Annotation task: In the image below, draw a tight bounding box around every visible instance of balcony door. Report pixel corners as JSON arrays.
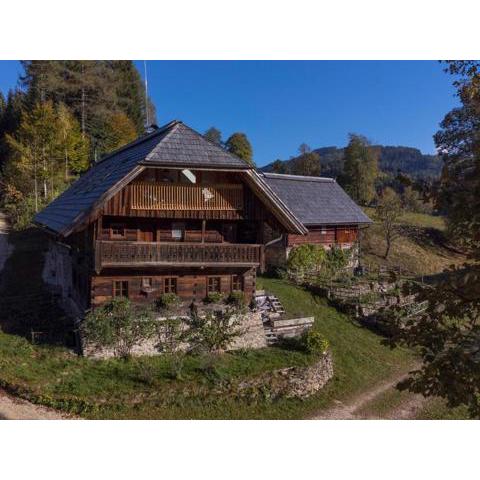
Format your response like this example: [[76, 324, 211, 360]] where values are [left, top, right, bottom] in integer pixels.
[[221, 223, 237, 243]]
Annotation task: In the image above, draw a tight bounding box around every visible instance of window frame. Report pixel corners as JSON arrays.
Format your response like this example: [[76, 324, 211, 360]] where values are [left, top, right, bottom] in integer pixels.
[[231, 274, 243, 292], [164, 277, 177, 294], [113, 280, 129, 298], [207, 276, 221, 294], [171, 222, 185, 241]]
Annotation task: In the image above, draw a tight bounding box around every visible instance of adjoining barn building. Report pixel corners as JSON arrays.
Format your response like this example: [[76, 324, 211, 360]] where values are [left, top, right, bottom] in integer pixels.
[[259, 172, 372, 268]]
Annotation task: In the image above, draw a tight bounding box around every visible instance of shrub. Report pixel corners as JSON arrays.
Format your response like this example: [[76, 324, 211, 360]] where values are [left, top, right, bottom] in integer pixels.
[[227, 291, 246, 309], [82, 297, 157, 359], [184, 304, 242, 353], [156, 293, 181, 310], [204, 292, 224, 304], [301, 330, 330, 355], [287, 244, 326, 280], [156, 317, 183, 354]]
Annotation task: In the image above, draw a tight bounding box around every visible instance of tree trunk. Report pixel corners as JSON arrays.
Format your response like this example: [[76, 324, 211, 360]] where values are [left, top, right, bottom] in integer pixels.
[[384, 237, 391, 259]]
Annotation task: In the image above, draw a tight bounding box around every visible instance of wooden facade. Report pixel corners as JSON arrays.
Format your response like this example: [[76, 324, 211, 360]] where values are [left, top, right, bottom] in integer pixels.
[[36, 121, 370, 321], [66, 168, 274, 309], [287, 225, 358, 247]]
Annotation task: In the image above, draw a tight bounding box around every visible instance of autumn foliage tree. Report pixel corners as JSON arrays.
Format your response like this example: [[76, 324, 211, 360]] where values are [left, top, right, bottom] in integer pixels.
[[2, 101, 89, 227], [225, 132, 254, 166], [340, 134, 379, 205], [291, 143, 321, 176], [0, 61, 156, 229], [375, 187, 403, 258]]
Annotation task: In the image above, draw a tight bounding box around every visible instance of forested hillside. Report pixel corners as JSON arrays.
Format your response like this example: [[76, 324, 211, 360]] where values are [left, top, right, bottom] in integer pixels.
[[264, 144, 442, 180], [0, 61, 156, 229]]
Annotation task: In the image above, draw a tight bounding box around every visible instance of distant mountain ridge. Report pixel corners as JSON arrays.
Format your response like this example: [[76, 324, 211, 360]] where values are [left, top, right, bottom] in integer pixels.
[[262, 145, 443, 179]]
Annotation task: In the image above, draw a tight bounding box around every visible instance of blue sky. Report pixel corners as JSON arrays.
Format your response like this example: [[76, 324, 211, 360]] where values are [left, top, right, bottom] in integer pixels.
[[1, 60, 459, 166]]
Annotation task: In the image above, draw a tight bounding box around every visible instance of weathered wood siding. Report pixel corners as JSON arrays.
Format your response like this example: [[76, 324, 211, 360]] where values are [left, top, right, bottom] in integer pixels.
[[287, 225, 358, 247], [102, 174, 271, 222], [91, 267, 256, 307]]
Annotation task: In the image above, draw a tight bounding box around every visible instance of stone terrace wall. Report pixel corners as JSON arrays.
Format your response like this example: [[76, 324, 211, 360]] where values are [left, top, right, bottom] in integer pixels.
[[82, 311, 267, 358], [235, 351, 334, 399]]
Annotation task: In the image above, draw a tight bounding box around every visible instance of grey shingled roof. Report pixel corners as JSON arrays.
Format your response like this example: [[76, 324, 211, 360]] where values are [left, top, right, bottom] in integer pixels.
[[34, 120, 250, 235], [261, 173, 372, 226]]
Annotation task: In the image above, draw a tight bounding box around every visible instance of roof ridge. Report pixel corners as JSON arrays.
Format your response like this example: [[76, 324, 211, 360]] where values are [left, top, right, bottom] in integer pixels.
[[262, 172, 335, 183], [143, 121, 182, 162], [179, 123, 253, 168], [95, 119, 180, 165]]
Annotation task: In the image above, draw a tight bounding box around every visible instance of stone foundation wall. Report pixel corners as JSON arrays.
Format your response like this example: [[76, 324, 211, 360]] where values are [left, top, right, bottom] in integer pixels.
[[235, 351, 334, 399], [82, 310, 267, 358]]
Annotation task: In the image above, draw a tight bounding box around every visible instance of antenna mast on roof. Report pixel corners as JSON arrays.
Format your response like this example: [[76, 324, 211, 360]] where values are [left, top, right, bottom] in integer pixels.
[[144, 60, 150, 128]]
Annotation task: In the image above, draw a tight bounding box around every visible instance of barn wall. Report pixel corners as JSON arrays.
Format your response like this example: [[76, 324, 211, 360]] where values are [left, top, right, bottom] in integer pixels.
[[287, 225, 358, 247]]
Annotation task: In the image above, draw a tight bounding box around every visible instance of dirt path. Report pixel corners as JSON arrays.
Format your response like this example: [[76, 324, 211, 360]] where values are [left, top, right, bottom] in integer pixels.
[[312, 368, 427, 420], [0, 389, 74, 420]]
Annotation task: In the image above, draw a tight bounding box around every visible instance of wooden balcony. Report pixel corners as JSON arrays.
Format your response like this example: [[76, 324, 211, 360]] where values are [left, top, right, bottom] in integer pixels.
[[95, 240, 263, 271], [129, 182, 244, 211]]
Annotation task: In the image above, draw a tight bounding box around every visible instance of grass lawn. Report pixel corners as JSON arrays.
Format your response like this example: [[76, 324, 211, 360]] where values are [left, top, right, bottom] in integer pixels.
[[361, 209, 464, 276], [0, 268, 416, 419]]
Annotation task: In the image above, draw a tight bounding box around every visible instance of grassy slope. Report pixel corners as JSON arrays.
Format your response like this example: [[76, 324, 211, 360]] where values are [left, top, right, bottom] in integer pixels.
[[0, 270, 415, 419], [361, 209, 465, 276]]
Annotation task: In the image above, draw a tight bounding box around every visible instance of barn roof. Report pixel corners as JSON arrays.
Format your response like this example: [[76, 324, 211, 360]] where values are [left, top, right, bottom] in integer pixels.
[[34, 120, 252, 236], [261, 173, 372, 226]]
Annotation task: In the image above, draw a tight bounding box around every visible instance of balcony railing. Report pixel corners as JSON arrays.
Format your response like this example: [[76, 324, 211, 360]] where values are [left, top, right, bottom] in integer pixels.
[[129, 182, 244, 211], [95, 241, 263, 271]]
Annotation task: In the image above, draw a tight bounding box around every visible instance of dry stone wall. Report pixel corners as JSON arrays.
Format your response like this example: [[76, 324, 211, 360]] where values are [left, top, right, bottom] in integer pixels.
[[82, 310, 267, 358], [235, 351, 334, 400]]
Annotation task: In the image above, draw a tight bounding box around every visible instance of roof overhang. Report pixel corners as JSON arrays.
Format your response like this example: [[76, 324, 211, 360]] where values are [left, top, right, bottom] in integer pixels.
[[242, 170, 307, 235], [46, 165, 147, 237]]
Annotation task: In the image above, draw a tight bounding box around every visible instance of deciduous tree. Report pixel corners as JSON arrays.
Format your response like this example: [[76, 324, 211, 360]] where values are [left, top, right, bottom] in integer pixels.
[[291, 144, 321, 176], [341, 134, 379, 205], [225, 132, 254, 166], [375, 187, 403, 258], [204, 127, 222, 145], [386, 61, 480, 417]]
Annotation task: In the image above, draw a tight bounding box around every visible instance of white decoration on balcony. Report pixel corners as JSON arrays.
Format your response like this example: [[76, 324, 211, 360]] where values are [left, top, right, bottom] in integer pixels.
[[202, 188, 214, 202]]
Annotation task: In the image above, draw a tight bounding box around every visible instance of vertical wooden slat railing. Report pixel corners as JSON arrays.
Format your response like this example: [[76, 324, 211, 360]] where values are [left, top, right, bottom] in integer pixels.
[[96, 241, 261, 267], [129, 183, 243, 210]]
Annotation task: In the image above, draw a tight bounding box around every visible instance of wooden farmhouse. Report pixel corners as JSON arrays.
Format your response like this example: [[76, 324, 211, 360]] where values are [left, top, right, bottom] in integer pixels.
[[34, 120, 371, 318]]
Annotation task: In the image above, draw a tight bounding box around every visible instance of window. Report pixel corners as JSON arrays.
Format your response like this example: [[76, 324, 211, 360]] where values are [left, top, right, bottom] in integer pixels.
[[208, 277, 221, 293], [231, 275, 243, 292], [164, 277, 177, 294], [113, 280, 129, 298], [110, 223, 125, 239], [142, 277, 153, 289], [171, 222, 185, 241], [320, 226, 327, 235]]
